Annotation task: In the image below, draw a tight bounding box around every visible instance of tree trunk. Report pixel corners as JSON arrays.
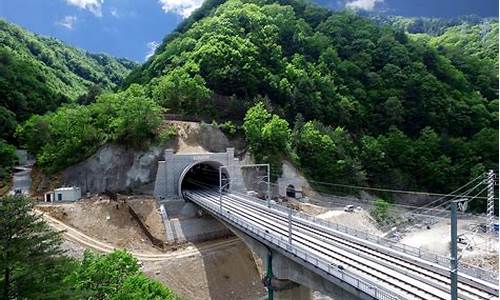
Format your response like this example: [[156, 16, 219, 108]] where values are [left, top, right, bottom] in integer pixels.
[[3, 267, 10, 300]]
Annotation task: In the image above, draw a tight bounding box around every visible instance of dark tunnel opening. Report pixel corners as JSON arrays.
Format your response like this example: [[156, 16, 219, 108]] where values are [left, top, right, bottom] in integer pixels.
[[180, 162, 229, 198]]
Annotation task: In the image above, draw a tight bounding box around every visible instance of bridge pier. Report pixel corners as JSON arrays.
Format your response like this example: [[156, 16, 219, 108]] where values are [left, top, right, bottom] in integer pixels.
[[264, 248, 312, 300], [272, 279, 311, 300], [226, 224, 369, 300]]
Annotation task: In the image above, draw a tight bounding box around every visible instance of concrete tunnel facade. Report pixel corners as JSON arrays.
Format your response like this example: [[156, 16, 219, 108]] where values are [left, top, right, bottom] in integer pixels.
[[153, 148, 244, 201]]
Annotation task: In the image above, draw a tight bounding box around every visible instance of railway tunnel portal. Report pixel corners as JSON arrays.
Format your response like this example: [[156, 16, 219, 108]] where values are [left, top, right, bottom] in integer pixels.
[[153, 148, 243, 201]]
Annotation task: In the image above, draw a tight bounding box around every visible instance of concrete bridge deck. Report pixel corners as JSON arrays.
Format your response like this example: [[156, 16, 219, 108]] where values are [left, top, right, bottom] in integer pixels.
[[184, 187, 499, 300]]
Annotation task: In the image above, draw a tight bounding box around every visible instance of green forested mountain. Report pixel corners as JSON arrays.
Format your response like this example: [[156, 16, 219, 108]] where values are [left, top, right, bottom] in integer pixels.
[[412, 20, 499, 104], [423, 20, 498, 66], [370, 15, 498, 68], [369, 14, 496, 35], [0, 19, 138, 143], [0, 19, 138, 186], [370, 15, 499, 105], [121, 0, 498, 193], [14, 0, 499, 201]]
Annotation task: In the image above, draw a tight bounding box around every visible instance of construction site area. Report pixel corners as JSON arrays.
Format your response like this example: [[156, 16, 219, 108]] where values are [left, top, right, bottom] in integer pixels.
[[34, 169, 498, 299], [11, 122, 498, 299]]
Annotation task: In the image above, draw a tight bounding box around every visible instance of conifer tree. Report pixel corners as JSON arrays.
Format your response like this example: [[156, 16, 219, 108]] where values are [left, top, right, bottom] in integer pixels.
[[0, 195, 75, 299]]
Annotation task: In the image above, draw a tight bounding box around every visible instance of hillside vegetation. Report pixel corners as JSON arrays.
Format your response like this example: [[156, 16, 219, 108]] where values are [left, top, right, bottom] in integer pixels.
[[0, 19, 138, 184], [16, 0, 499, 201], [0, 19, 137, 143], [122, 0, 498, 192], [423, 20, 499, 66], [16, 84, 164, 174], [371, 15, 499, 88]]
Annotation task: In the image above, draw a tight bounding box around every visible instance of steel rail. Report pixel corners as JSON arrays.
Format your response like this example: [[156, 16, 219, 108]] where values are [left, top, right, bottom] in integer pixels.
[[213, 190, 496, 300], [182, 181, 498, 300], [184, 189, 402, 300], [228, 188, 498, 284], [189, 189, 449, 300]]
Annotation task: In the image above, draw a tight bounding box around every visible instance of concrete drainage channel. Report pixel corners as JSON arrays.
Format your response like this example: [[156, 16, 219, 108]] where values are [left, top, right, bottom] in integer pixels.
[[160, 204, 177, 244]]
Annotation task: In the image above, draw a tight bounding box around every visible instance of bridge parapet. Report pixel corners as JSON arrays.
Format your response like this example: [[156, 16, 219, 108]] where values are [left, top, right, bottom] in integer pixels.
[[188, 191, 401, 300], [227, 189, 499, 285]]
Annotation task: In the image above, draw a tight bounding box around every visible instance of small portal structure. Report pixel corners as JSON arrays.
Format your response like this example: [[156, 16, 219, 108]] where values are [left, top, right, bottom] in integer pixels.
[[277, 161, 307, 199], [286, 184, 296, 198]]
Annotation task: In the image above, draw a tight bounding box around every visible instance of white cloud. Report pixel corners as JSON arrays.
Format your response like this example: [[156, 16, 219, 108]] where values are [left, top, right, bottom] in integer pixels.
[[145, 41, 160, 61], [110, 7, 119, 17], [56, 15, 77, 29], [64, 0, 104, 17], [158, 0, 204, 18], [345, 0, 383, 11]]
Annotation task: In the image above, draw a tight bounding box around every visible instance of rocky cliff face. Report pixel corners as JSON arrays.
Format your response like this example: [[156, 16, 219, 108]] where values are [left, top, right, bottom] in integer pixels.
[[60, 144, 163, 194], [57, 121, 243, 195]]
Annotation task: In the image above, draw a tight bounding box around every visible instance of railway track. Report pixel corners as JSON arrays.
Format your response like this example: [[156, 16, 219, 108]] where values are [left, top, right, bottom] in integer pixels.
[[184, 186, 499, 300], [223, 191, 498, 300]]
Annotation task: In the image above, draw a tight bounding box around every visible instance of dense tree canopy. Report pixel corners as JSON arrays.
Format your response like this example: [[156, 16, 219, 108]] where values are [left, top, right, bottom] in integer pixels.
[[0, 19, 136, 98], [16, 84, 164, 174], [0, 195, 75, 299], [243, 102, 291, 177], [0, 19, 137, 144], [0, 141, 16, 184], [68, 250, 179, 300], [7, 0, 498, 196], [124, 0, 497, 193], [0, 19, 137, 184]]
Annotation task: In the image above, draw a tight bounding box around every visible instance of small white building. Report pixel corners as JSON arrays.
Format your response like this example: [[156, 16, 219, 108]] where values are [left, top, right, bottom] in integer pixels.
[[44, 187, 81, 202]]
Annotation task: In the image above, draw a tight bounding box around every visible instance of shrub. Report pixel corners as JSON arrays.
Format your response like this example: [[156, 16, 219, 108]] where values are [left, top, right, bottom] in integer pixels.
[[370, 198, 391, 223], [213, 120, 239, 136]]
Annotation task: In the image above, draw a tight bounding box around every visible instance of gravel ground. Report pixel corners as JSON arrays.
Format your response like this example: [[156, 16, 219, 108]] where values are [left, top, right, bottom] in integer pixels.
[[400, 218, 499, 271], [292, 201, 383, 236], [142, 240, 266, 300], [37, 197, 165, 254]]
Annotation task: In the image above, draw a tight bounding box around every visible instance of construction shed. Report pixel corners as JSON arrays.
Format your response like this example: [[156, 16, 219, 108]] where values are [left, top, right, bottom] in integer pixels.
[[44, 187, 81, 202]]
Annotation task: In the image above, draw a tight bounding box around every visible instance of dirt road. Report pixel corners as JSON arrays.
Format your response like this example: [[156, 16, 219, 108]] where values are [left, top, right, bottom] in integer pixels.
[[40, 209, 266, 299], [39, 209, 241, 261]]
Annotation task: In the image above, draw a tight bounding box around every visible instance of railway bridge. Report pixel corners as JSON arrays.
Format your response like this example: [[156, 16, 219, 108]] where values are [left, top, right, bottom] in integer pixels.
[[154, 149, 499, 300]]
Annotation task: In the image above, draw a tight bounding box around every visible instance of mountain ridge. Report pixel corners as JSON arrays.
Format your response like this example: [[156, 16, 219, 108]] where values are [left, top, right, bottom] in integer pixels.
[[120, 0, 498, 194], [0, 18, 138, 143], [4, 0, 498, 202]]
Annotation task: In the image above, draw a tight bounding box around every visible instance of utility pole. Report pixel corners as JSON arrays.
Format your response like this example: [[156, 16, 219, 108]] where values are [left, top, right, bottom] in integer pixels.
[[219, 168, 222, 211], [288, 209, 293, 244], [267, 165, 271, 208], [487, 170, 495, 233], [450, 200, 463, 300], [219, 166, 229, 212]]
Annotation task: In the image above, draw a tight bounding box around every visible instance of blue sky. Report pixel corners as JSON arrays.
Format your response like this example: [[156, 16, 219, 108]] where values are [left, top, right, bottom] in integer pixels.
[[0, 0, 498, 62]]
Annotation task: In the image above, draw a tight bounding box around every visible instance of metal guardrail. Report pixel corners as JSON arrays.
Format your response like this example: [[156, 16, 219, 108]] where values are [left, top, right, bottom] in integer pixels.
[[190, 193, 400, 300], [230, 191, 499, 284]]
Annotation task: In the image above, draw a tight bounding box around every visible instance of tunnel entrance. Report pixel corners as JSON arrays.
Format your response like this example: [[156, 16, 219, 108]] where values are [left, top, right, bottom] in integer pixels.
[[286, 184, 296, 198], [179, 161, 230, 200]]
